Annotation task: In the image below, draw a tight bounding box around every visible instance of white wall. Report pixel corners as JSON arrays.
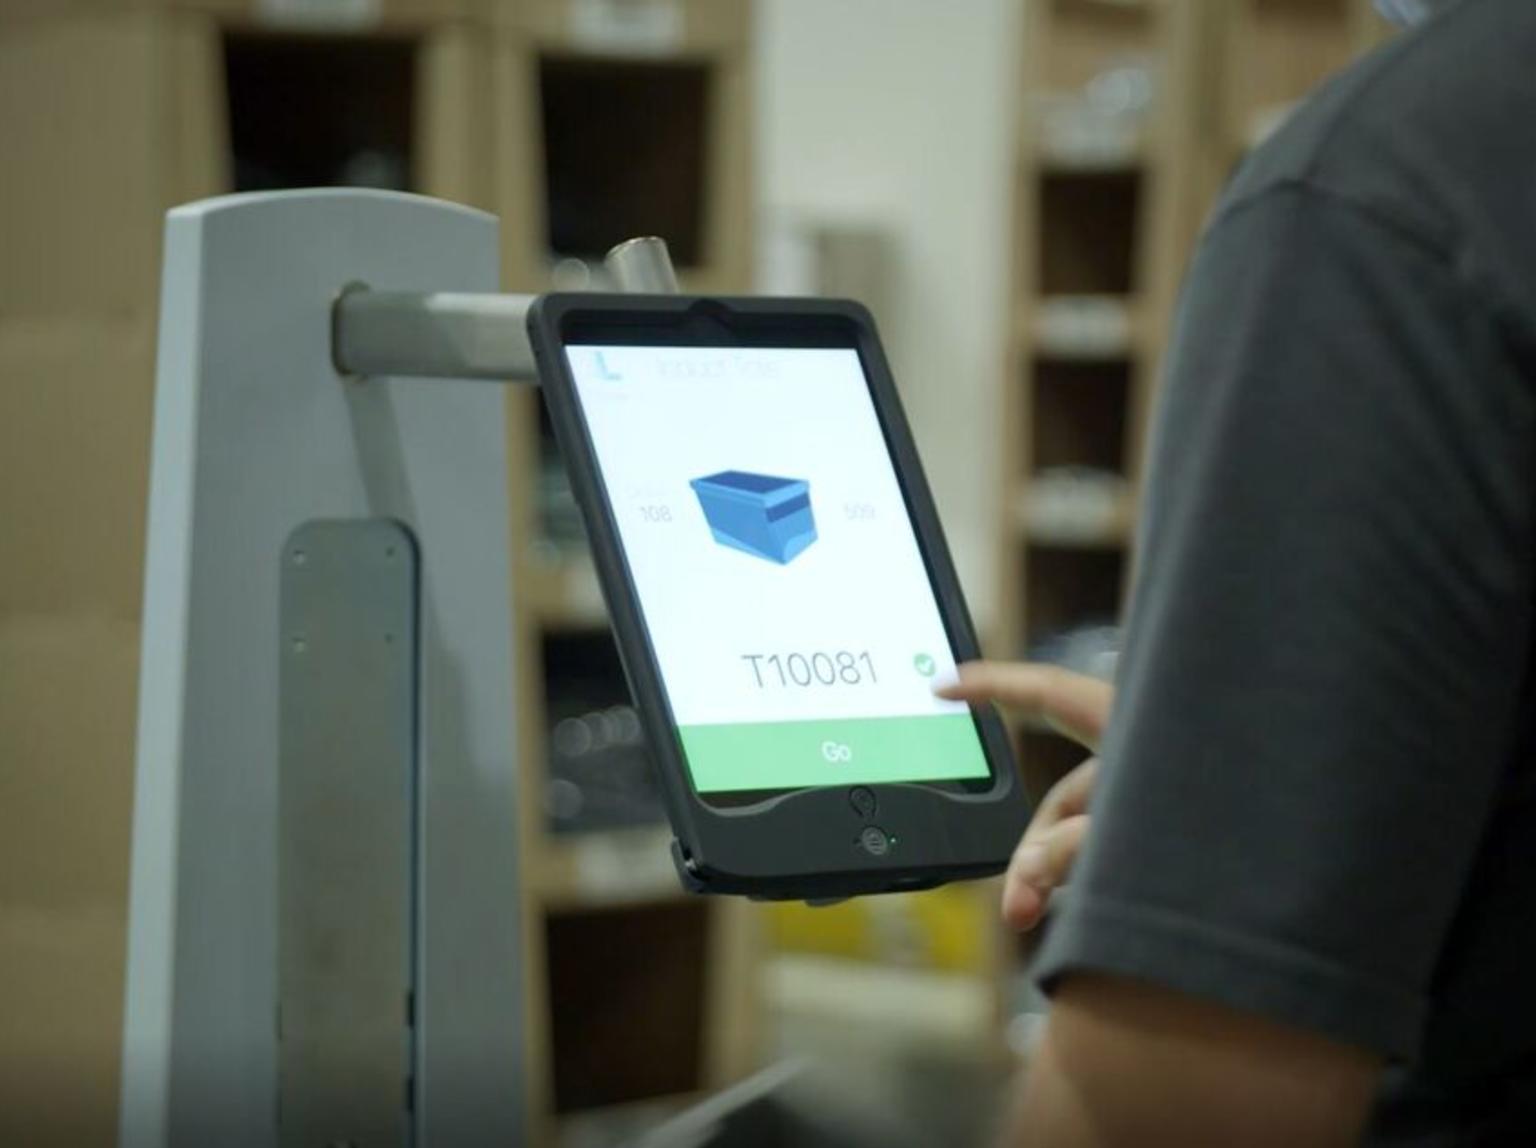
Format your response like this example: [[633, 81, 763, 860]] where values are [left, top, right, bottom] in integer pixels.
[[754, 0, 1020, 630]]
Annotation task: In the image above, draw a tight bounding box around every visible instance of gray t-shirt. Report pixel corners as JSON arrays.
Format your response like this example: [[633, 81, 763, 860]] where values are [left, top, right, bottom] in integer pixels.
[[1032, 1, 1536, 1141]]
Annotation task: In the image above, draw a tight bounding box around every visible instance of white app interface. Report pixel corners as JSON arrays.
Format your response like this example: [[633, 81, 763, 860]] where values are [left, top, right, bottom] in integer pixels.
[[566, 343, 989, 793]]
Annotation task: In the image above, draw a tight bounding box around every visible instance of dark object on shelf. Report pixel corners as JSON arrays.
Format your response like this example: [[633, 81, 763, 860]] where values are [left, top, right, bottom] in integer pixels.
[[225, 32, 417, 192], [539, 55, 710, 267], [543, 631, 666, 835]]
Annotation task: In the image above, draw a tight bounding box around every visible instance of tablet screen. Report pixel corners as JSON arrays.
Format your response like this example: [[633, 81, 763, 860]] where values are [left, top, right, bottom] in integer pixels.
[[565, 342, 991, 797]]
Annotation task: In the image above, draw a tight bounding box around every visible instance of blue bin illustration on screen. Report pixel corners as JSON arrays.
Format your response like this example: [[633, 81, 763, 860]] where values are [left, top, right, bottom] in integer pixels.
[[689, 470, 818, 565]]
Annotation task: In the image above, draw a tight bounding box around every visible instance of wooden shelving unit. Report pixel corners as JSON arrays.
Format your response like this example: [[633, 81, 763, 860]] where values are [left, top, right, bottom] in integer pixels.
[[996, 0, 1395, 1050], [1001, 0, 1204, 800], [493, 4, 761, 1146], [2, 3, 757, 1145], [0, 7, 489, 1144], [494, 0, 753, 295]]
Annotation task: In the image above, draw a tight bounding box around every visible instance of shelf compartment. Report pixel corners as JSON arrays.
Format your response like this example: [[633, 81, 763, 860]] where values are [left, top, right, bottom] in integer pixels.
[[224, 31, 418, 192], [1037, 170, 1142, 296], [1022, 545, 1126, 650], [547, 899, 710, 1113], [1030, 359, 1131, 473], [539, 54, 712, 268]]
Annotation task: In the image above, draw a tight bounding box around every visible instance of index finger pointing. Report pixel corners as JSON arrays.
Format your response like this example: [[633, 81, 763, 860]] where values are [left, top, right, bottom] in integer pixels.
[[936, 662, 1112, 751]]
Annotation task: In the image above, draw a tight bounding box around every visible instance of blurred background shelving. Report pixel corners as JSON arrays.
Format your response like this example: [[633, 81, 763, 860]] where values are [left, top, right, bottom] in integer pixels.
[[1, 3, 755, 1145], [1001, 0, 1201, 810]]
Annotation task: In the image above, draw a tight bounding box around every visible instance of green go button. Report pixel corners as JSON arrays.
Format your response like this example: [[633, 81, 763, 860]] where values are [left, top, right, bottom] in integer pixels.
[[678, 714, 988, 794]]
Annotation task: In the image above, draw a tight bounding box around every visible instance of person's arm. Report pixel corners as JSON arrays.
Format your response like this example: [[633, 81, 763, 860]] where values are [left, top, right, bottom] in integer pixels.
[[939, 665, 1385, 1144], [1009, 975, 1380, 1147], [983, 182, 1535, 1142]]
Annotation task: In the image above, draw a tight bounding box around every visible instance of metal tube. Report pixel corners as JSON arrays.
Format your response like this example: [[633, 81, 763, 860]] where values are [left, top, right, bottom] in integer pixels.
[[331, 237, 679, 382], [332, 288, 540, 381], [605, 237, 680, 294]]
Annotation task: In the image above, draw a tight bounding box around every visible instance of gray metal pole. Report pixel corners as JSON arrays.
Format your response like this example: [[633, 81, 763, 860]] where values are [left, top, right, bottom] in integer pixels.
[[331, 236, 679, 381], [332, 289, 540, 381]]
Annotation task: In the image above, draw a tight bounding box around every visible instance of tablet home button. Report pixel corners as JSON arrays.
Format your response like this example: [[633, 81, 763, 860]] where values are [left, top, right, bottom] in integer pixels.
[[849, 786, 877, 819], [859, 826, 891, 857]]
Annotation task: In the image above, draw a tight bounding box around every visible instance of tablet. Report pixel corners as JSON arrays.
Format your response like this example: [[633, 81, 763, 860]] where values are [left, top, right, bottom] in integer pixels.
[[527, 295, 1029, 900]]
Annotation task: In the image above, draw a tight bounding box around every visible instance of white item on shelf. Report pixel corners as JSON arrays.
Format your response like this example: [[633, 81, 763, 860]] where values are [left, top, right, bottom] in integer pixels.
[[257, 0, 379, 29], [1035, 56, 1157, 171], [1034, 296, 1135, 358], [569, 0, 685, 55], [1037, 93, 1144, 170], [571, 828, 682, 901], [1022, 468, 1131, 545]]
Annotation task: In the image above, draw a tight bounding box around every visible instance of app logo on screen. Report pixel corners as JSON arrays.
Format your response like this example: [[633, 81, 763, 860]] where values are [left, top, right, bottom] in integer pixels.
[[689, 470, 818, 565]]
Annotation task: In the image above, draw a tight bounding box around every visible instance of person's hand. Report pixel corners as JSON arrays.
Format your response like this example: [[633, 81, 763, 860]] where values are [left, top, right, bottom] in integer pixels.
[[937, 663, 1113, 931]]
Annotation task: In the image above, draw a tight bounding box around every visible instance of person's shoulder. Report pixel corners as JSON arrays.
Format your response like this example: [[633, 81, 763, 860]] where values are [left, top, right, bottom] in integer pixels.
[[1217, 0, 1536, 255]]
